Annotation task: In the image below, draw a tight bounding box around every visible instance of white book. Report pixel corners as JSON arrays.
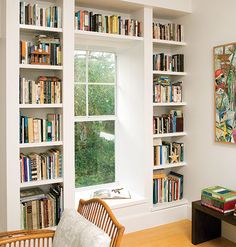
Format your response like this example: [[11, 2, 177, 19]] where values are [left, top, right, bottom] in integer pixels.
[[92, 188, 131, 199]]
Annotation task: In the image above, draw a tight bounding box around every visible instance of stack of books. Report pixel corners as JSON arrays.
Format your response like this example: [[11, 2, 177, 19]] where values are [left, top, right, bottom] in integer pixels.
[[153, 22, 184, 42], [153, 76, 183, 103], [153, 171, 183, 204], [154, 142, 184, 166], [20, 113, 62, 143], [75, 10, 142, 37], [19, 76, 62, 105], [153, 53, 184, 72], [201, 186, 236, 214], [19, 2, 62, 28], [20, 35, 62, 66], [153, 110, 184, 134], [20, 149, 63, 183], [20, 186, 63, 230]]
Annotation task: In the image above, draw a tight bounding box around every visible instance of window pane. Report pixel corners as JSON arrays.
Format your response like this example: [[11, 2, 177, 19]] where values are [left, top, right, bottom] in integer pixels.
[[88, 52, 115, 83], [88, 85, 115, 116], [74, 84, 86, 116], [74, 50, 86, 82], [75, 121, 115, 187]]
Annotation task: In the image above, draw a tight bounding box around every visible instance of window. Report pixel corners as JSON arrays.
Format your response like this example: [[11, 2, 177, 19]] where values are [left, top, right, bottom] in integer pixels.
[[74, 51, 116, 188]]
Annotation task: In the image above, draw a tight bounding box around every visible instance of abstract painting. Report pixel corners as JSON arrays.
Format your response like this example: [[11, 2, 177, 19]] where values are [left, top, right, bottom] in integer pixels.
[[214, 42, 236, 143]]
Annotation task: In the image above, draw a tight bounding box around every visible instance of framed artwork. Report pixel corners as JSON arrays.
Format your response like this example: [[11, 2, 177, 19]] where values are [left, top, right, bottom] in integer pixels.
[[214, 42, 236, 144]]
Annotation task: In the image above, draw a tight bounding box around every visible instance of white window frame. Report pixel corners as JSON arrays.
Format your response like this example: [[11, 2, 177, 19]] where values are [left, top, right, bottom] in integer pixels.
[[74, 49, 117, 190]]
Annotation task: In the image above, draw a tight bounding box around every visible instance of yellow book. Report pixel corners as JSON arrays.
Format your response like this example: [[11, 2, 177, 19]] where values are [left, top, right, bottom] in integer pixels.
[[153, 173, 166, 180], [28, 118, 34, 143]]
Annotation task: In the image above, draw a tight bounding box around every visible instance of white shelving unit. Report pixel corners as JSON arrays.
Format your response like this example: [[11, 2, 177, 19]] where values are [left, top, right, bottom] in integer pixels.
[[153, 162, 187, 170], [153, 39, 187, 46], [19, 104, 63, 109], [153, 102, 187, 107], [19, 64, 63, 70], [151, 198, 188, 211], [153, 132, 187, 138], [20, 178, 64, 189], [153, 71, 187, 76], [19, 141, 63, 148], [19, 24, 63, 33]]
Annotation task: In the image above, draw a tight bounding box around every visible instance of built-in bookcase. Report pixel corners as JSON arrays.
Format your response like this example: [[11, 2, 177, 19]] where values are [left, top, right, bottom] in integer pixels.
[[152, 14, 188, 210]]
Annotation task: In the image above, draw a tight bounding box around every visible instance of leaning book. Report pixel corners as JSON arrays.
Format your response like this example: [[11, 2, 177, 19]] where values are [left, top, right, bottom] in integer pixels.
[[92, 188, 131, 199]]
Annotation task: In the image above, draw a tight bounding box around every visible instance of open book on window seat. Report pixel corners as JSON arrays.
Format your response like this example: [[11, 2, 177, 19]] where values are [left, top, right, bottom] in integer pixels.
[[92, 188, 131, 199]]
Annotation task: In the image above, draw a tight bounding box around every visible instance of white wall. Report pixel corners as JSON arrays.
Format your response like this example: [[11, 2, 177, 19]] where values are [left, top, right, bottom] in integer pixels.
[[178, 0, 236, 242]]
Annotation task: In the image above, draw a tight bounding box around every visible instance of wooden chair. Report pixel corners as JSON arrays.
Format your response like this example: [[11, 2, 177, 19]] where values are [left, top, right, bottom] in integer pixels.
[[0, 198, 125, 247]]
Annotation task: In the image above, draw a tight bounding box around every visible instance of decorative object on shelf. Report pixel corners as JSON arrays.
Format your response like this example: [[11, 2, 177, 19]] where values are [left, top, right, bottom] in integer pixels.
[[154, 141, 184, 166], [20, 2, 62, 28], [75, 10, 142, 37], [214, 42, 236, 144], [20, 35, 62, 66], [201, 186, 236, 214], [169, 151, 179, 163], [153, 22, 184, 42], [153, 171, 183, 204]]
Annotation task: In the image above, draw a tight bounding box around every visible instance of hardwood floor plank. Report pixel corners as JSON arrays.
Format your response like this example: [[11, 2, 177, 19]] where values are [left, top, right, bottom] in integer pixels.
[[121, 220, 236, 247]]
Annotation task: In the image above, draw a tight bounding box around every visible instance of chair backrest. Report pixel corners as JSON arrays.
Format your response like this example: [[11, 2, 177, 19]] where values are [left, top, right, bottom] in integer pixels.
[[78, 198, 125, 247]]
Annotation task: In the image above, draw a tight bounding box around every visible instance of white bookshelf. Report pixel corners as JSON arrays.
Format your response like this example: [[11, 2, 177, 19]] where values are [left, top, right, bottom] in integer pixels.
[[153, 39, 187, 46], [20, 178, 64, 189], [19, 104, 63, 109], [153, 71, 187, 76], [19, 64, 63, 70], [153, 162, 187, 170], [153, 132, 187, 138], [153, 102, 187, 107], [19, 141, 63, 148], [19, 24, 63, 33], [151, 199, 188, 211]]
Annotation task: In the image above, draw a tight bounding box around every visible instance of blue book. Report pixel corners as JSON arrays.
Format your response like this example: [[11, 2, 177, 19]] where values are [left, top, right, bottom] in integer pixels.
[[160, 145, 163, 165]]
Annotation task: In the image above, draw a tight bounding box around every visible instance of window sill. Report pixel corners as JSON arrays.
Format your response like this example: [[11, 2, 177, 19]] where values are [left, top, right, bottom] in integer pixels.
[[75, 189, 147, 210]]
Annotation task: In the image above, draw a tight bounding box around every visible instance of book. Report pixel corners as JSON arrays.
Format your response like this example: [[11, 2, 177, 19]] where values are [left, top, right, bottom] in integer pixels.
[[202, 186, 236, 202], [92, 188, 131, 199]]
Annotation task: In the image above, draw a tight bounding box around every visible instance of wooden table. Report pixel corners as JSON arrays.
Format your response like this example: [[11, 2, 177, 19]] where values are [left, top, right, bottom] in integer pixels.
[[192, 200, 236, 245]]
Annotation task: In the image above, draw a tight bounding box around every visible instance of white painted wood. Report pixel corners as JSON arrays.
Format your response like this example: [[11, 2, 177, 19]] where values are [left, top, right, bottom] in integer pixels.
[[153, 132, 187, 138], [19, 64, 63, 70], [19, 104, 63, 109], [151, 199, 188, 211], [20, 178, 64, 188], [153, 70, 187, 76], [19, 141, 63, 148], [19, 24, 63, 33], [153, 102, 187, 106], [153, 39, 187, 46], [153, 162, 187, 170]]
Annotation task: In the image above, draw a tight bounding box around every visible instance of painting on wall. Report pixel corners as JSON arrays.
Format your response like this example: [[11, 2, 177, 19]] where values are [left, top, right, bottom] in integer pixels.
[[214, 42, 236, 144]]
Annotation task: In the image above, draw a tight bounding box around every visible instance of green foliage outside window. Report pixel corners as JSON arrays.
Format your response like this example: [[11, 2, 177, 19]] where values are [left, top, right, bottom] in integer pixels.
[[74, 51, 116, 187]]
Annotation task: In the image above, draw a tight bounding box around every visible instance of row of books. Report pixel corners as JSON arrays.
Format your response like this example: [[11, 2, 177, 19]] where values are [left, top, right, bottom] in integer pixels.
[[201, 186, 236, 214], [20, 36, 62, 65], [20, 149, 62, 183], [153, 172, 183, 204], [153, 77, 183, 103], [154, 142, 184, 166], [19, 2, 62, 28], [153, 22, 184, 42], [153, 53, 184, 72], [153, 110, 184, 134], [19, 76, 62, 105], [20, 114, 62, 143], [75, 10, 142, 37], [21, 187, 63, 230]]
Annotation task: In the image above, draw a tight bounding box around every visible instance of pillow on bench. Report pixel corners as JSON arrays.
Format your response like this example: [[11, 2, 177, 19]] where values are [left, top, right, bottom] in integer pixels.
[[53, 209, 111, 247]]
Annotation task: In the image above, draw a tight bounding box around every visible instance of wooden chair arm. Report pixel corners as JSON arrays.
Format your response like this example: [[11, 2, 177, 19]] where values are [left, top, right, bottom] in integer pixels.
[[0, 229, 55, 245]]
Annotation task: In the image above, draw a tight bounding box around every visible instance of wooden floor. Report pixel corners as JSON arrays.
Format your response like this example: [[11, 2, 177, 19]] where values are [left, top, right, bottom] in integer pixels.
[[121, 220, 236, 247]]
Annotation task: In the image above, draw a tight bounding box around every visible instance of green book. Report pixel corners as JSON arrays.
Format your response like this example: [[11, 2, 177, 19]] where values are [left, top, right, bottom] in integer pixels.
[[202, 186, 236, 202]]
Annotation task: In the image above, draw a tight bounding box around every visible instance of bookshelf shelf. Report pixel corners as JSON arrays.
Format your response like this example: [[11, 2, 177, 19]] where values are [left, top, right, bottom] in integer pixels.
[[153, 132, 187, 138], [19, 24, 63, 33], [151, 199, 188, 212], [19, 64, 63, 70], [19, 141, 63, 148], [153, 71, 187, 76], [75, 30, 144, 43], [153, 162, 187, 170], [153, 102, 187, 107], [19, 104, 63, 109], [20, 178, 63, 189], [153, 39, 187, 46]]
